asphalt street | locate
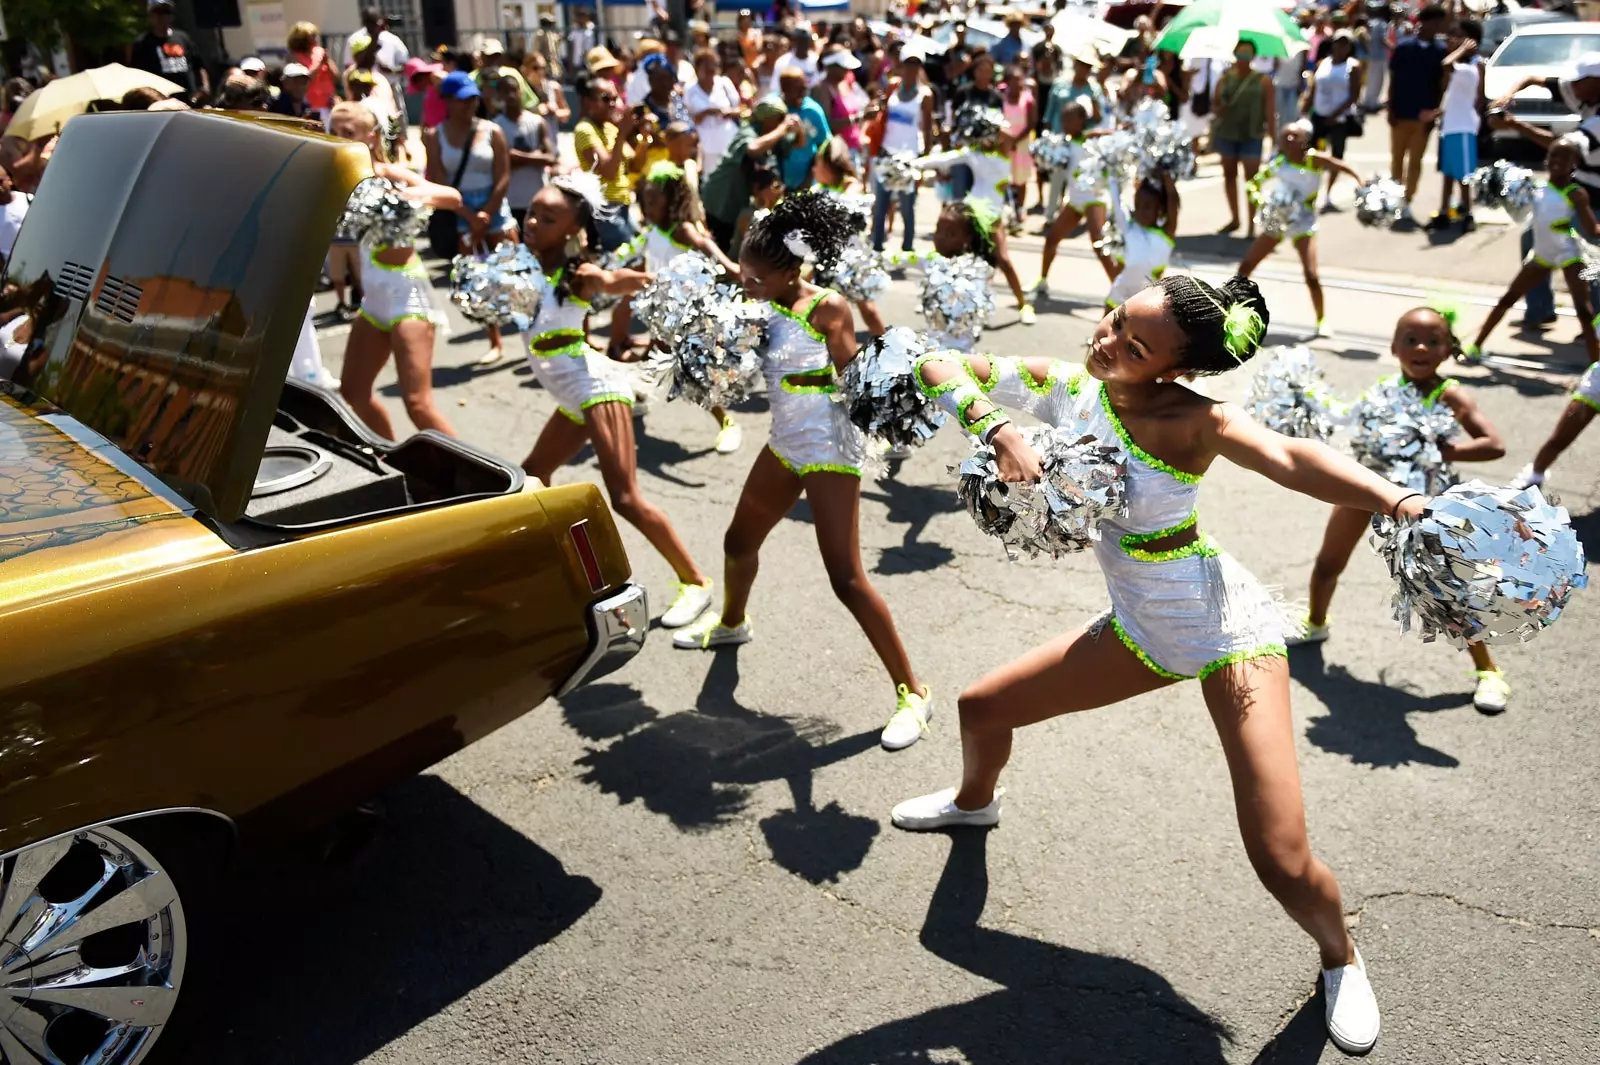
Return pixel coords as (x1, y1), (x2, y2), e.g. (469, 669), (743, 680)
(194, 130), (1600, 1064)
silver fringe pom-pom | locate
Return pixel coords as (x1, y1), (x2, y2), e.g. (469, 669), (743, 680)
(1243, 345), (1342, 443)
(1347, 376), (1459, 495)
(584, 235), (648, 312)
(1031, 132), (1079, 171)
(1084, 128), (1138, 190)
(1254, 182), (1314, 238)
(1377, 481), (1588, 646)
(920, 254), (995, 343)
(1354, 174), (1407, 228)
(633, 251), (724, 341)
(340, 176), (433, 248)
(955, 422), (1129, 560)
(636, 252), (765, 409)
(1467, 161), (1537, 222)
(448, 243), (545, 325)
(876, 151), (922, 193)
(837, 326), (947, 449)
(816, 244), (890, 304)
(952, 103), (1007, 149)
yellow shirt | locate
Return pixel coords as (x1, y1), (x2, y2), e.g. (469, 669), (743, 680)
(573, 119), (632, 205)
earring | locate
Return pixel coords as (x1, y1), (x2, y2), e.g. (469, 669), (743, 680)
(1154, 376), (1165, 383)
(563, 234), (581, 258)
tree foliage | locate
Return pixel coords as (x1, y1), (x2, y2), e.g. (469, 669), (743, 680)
(2, 0), (145, 63)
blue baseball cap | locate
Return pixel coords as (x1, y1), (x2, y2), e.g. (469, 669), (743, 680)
(438, 70), (481, 100)
(641, 53), (671, 74)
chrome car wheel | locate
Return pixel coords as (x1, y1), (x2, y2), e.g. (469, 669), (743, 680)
(0, 826), (185, 1065)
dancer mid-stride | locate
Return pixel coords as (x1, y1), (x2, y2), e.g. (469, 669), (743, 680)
(672, 190), (935, 752)
(518, 172), (716, 630)
(896, 275), (1408, 1055)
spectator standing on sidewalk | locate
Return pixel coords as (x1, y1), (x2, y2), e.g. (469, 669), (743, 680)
(702, 99), (803, 251)
(1385, 4), (1449, 224)
(494, 75), (555, 227)
(687, 49), (742, 175)
(129, 0), (208, 104)
(1363, 2), (1393, 113)
(287, 21), (340, 124)
(567, 9), (599, 80)
(344, 7), (409, 105)
(778, 67), (831, 191)
(1492, 53), (1600, 329)
(1429, 18), (1484, 233)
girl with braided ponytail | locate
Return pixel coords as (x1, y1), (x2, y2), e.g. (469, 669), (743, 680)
(673, 190), (936, 753)
(896, 274), (1419, 1057)
(519, 172), (719, 631)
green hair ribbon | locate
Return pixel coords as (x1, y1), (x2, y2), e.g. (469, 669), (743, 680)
(964, 195), (1000, 246)
(645, 161), (685, 185)
(1425, 294), (1463, 333)
(1221, 302), (1266, 363)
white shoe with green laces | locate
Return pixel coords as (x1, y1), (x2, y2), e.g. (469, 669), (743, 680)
(659, 581), (714, 629)
(671, 612), (753, 649)
(714, 416), (743, 455)
(1284, 617), (1331, 647)
(880, 684), (934, 750)
(1473, 669), (1510, 714)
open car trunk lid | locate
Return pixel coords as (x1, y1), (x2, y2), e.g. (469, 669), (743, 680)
(4, 110), (372, 522)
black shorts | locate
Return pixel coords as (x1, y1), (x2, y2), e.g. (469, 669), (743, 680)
(1309, 112), (1350, 158)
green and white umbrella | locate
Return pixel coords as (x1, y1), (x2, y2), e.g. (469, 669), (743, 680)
(1153, 0), (1306, 61)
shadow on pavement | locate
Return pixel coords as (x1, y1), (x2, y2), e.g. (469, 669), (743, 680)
(558, 655), (882, 883)
(188, 775), (600, 1065)
(1291, 643), (1462, 768)
(799, 832), (1233, 1064)
(1566, 507), (1600, 558)
(866, 462), (960, 576)
(1249, 988), (1331, 1065)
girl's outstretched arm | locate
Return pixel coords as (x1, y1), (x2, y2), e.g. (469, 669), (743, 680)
(1438, 384), (1507, 462)
(1205, 401), (1424, 517)
(574, 262), (653, 297)
(685, 221), (740, 277)
(1310, 149), (1363, 184)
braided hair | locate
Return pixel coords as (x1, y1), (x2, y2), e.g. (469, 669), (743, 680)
(642, 161), (695, 226)
(939, 197), (1000, 265)
(1158, 274), (1270, 376)
(552, 186), (602, 306)
(741, 188), (857, 272)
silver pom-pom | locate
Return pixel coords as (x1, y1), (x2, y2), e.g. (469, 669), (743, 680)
(955, 422), (1128, 560)
(340, 176), (433, 248)
(952, 103), (1007, 149)
(816, 244), (890, 304)
(1254, 182), (1314, 238)
(1031, 132), (1078, 171)
(585, 235), (648, 312)
(876, 151), (922, 193)
(920, 254), (995, 343)
(1347, 376), (1459, 495)
(1092, 215), (1124, 260)
(636, 252), (765, 409)
(1243, 345), (1342, 443)
(1353, 174), (1407, 228)
(1378, 481), (1588, 646)
(632, 251), (724, 342)
(837, 326), (947, 449)
(1467, 161), (1536, 222)
(448, 243), (545, 325)
(1084, 129), (1138, 190)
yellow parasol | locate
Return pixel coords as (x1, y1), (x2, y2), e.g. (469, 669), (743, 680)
(7, 64), (184, 141)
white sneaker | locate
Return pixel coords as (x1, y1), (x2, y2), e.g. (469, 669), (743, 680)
(295, 367), (341, 390)
(1284, 617), (1331, 647)
(671, 613), (753, 649)
(891, 786), (1004, 830)
(659, 581), (714, 629)
(1019, 303), (1037, 326)
(475, 346), (506, 367)
(714, 417), (743, 455)
(1399, 203), (1416, 225)
(1509, 464), (1545, 490)
(1031, 278), (1050, 299)
(1323, 948), (1381, 1055)
(881, 684), (934, 750)
(1473, 669), (1510, 714)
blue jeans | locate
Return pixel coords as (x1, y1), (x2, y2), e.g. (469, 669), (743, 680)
(949, 162), (974, 200)
(594, 205), (637, 253)
(871, 171), (916, 252)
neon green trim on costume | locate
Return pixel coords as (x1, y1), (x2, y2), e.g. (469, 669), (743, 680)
(580, 392), (635, 411)
(767, 444), (861, 478)
(913, 368), (966, 400)
(781, 369), (837, 394)
(769, 289), (834, 343)
(531, 329), (586, 348)
(1118, 512), (1199, 556)
(961, 353), (999, 392)
(548, 267), (593, 310)
(1572, 391), (1600, 414)
(1377, 373), (1456, 410)
(1196, 644), (1288, 681)
(651, 223), (690, 251)
(1098, 385), (1203, 484)
(1108, 615), (1188, 680)
(359, 308), (432, 332)
(367, 247), (427, 278)
(530, 339), (591, 358)
(965, 409), (1007, 440)
(1122, 533), (1219, 563)
(557, 406), (585, 424)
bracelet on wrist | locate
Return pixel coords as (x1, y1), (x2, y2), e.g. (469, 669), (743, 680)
(1389, 492), (1423, 520)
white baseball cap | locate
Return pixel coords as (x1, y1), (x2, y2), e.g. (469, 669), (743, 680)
(239, 56), (265, 73)
(822, 50), (862, 70)
(1576, 52), (1600, 81)
(479, 38), (505, 56)
(282, 62), (310, 78)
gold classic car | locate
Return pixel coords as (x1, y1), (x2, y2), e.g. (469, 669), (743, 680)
(0, 110), (646, 1064)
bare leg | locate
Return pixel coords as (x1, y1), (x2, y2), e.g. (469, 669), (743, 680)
(1466, 641), (1498, 672)
(607, 296), (636, 359)
(1038, 204), (1084, 280)
(720, 446), (804, 626)
(390, 317), (457, 436)
(338, 318), (397, 440)
(1202, 656), (1355, 969)
(952, 621), (1176, 809)
(1237, 233), (1281, 278)
(1473, 263), (1549, 351)
(1221, 157), (1241, 230)
(586, 400), (708, 585)
(522, 410), (589, 485)
(1561, 263), (1599, 363)
(1307, 505), (1370, 627)
(993, 226), (1027, 306)
(1531, 399), (1598, 474)
(1294, 235), (1324, 324)
(1242, 158), (1261, 238)
(804, 469), (921, 691)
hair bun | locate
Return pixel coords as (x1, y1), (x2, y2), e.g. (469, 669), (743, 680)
(1220, 276), (1269, 328)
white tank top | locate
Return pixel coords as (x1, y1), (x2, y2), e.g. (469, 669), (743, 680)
(643, 224), (690, 271)
(1267, 156), (1322, 207)
(436, 120), (497, 194)
(883, 84), (929, 154)
(1311, 58), (1355, 117)
(529, 266), (591, 343)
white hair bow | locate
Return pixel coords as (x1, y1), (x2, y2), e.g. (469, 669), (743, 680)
(782, 229), (814, 260)
(551, 171), (618, 219)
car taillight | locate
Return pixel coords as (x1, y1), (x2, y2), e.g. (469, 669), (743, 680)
(569, 520), (606, 593)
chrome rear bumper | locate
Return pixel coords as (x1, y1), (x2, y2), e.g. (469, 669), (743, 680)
(555, 583), (648, 697)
